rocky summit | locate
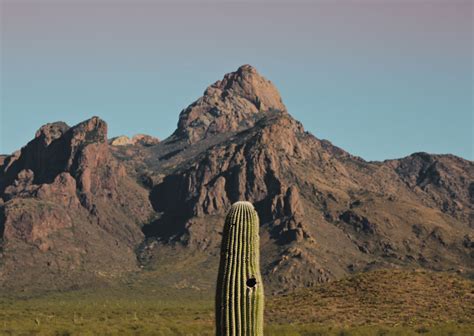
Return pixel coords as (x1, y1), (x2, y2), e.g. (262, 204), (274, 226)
(0, 65), (472, 293)
(172, 64), (286, 143)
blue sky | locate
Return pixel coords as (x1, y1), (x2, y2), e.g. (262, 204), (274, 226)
(1, 1), (472, 161)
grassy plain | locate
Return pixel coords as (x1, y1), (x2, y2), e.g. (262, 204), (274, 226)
(0, 269), (472, 335)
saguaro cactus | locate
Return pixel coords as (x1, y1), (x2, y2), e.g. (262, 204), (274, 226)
(215, 201), (264, 336)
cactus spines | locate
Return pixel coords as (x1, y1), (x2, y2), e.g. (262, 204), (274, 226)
(215, 201), (264, 336)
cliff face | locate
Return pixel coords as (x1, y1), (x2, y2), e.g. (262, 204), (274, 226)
(0, 117), (153, 290)
(1, 65), (472, 292)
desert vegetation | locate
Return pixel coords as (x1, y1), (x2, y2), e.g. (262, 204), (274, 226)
(216, 201), (264, 335)
(0, 269), (472, 335)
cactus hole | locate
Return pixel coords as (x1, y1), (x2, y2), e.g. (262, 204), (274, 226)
(246, 278), (257, 288)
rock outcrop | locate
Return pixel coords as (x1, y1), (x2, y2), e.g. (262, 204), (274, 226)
(173, 64), (286, 143)
(109, 134), (159, 147)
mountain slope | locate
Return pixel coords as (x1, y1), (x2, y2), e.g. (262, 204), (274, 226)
(113, 65), (473, 291)
(0, 65), (472, 292)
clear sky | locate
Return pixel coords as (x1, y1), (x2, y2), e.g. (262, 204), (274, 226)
(1, 0), (472, 161)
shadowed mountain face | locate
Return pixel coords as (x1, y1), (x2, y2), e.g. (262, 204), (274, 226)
(0, 65), (472, 292)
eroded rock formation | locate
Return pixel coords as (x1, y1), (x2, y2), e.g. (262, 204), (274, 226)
(0, 117), (153, 290)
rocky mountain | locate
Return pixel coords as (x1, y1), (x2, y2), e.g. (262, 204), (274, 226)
(0, 65), (472, 292)
(0, 118), (153, 290)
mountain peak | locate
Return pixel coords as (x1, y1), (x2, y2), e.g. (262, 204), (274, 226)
(35, 122), (70, 146)
(174, 65), (286, 143)
(212, 64), (285, 111)
(236, 63), (257, 72)
(71, 116), (108, 145)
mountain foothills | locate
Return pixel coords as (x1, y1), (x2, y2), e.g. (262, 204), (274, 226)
(0, 65), (472, 292)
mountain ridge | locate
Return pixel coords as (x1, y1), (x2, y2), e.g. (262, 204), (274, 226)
(0, 65), (472, 293)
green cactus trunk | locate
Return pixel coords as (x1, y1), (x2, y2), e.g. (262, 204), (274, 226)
(215, 201), (264, 336)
